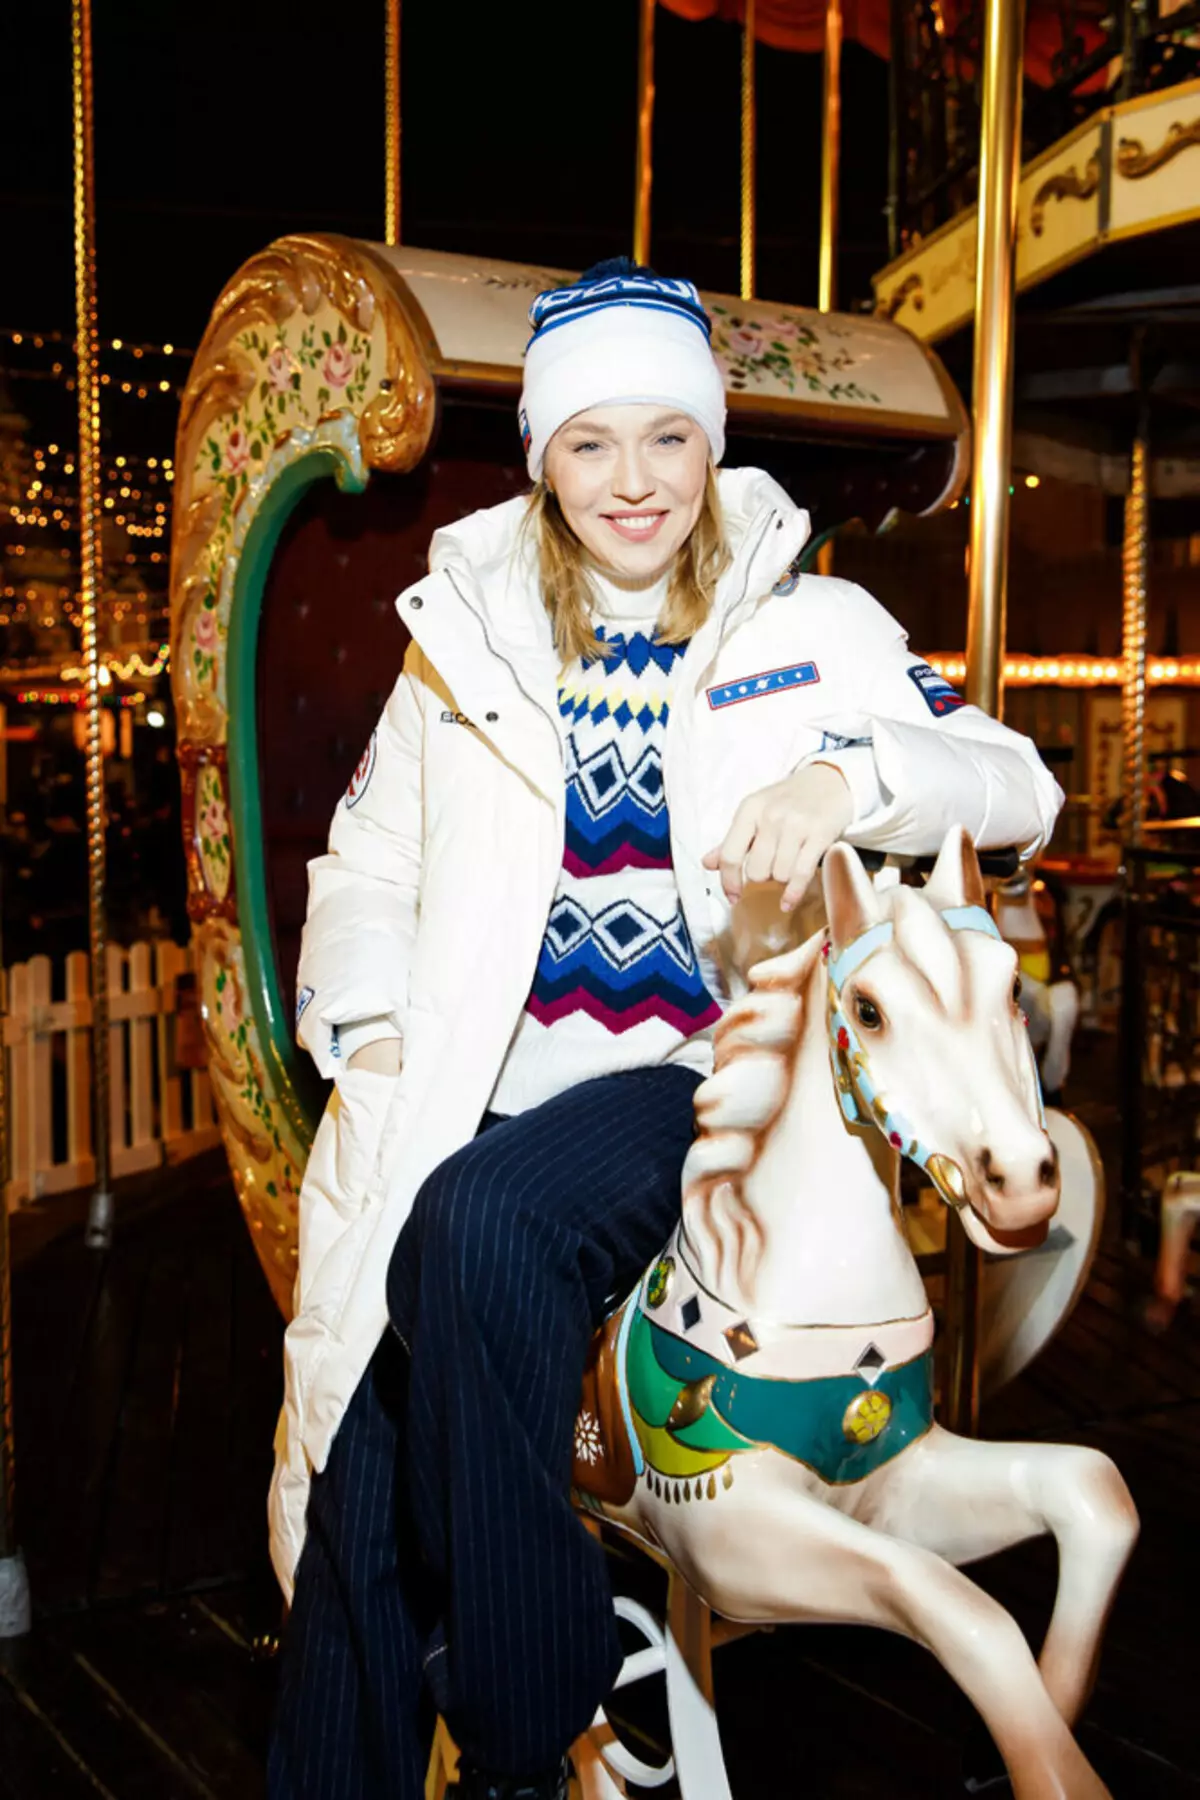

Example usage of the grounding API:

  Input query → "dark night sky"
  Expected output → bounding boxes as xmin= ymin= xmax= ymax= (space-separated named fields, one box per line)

xmin=1 ymin=1 xmax=892 ymax=350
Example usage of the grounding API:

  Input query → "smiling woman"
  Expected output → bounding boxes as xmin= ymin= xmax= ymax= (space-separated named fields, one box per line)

xmin=266 ymin=254 xmax=1064 ymax=1800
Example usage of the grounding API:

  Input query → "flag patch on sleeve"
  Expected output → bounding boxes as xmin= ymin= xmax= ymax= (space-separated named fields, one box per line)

xmin=706 ymin=662 xmax=820 ymax=710
xmin=907 ymin=662 xmax=965 ymax=718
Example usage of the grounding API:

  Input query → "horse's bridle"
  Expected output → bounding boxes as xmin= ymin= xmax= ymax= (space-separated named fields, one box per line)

xmin=825 ymin=904 xmax=1043 ymax=1209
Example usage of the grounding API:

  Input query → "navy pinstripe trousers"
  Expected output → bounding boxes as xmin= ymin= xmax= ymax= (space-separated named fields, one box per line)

xmin=268 ymin=1064 xmax=701 ymax=1799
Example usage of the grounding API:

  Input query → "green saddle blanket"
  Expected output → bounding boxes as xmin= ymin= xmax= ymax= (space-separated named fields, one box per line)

xmin=627 ymin=1304 xmax=934 ymax=1487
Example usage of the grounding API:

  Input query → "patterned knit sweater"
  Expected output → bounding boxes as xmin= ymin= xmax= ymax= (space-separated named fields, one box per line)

xmin=490 ymin=571 xmax=721 ymax=1117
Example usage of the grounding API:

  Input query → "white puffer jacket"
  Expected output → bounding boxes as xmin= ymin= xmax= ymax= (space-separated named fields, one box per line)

xmin=268 ymin=466 xmax=1062 ymax=1597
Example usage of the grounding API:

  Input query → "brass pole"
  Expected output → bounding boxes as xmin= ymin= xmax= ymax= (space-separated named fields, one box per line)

xmin=818 ymin=0 xmax=842 ymax=314
xmin=633 ymin=0 xmax=656 ymax=265
xmin=816 ymin=0 xmax=842 ymax=578
xmin=963 ymin=0 xmax=1026 ymax=722
xmin=385 ymin=0 xmax=402 ymax=247
xmin=740 ymin=0 xmax=757 ymax=301
xmin=948 ymin=0 xmax=1026 ymax=1438
xmin=72 ymin=0 xmax=113 ymax=1253
xmin=1122 ymin=417 xmax=1149 ymax=846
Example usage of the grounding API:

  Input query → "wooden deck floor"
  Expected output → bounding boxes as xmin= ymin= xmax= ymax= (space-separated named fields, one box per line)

xmin=2 ymin=1049 xmax=1199 ymax=1798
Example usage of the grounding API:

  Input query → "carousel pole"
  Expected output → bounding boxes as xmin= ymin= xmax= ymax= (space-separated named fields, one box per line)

xmin=633 ymin=0 xmax=656 ymax=265
xmin=72 ymin=0 xmax=114 ymax=1253
xmin=947 ymin=0 xmax=1027 ymax=1436
xmin=740 ymin=0 xmax=757 ymax=301
xmin=384 ymin=0 xmax=402 ymax=246
xmin=1119 ymin=365 xmax=1150 ymax=1245
xmin=816 ymin=0 xmax=842 ymax=576
xmin=0 ymin=896 xmax=31 ymax=1637
xmin=1122 ymin=382 xmax=1149 ymax=849
xmin=817 ymin=0 xmax=842 ymax=315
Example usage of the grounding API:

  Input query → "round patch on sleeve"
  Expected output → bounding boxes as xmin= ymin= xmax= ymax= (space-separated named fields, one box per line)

xmin=344 ymin=731 xmax=377 ymax=809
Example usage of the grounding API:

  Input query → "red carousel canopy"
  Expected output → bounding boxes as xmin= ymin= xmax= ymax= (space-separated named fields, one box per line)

xmin=658 ymin=1 xmax=1110 ymax=89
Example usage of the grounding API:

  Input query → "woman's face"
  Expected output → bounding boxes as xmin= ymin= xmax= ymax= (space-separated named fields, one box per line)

xmin=543 ymin=403 xmax=710 ymax=586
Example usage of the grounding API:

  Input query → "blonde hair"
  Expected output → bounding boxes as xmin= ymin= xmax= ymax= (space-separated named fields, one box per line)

xmin=524 ymin=465 xmax=731 ymax=665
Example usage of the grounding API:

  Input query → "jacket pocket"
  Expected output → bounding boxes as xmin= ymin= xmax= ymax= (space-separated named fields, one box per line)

xmin=330 ymin=1066 xmax=403 ymax=1220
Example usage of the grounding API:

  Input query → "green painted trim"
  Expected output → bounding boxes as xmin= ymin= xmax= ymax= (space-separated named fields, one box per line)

xmin=225 ymin=447 xmax=368 ymax=1153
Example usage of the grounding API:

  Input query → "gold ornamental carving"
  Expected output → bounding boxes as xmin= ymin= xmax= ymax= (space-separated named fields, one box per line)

xmin=1117 ymin=116 xmax=1200 ymax=180
xmin=877 ymin=273 xmax=925 ymax=322
xmin=170 ymin=233 xmax=437 ymax=746
xmin=1030 ymin=154 xmax=1101 ymax=236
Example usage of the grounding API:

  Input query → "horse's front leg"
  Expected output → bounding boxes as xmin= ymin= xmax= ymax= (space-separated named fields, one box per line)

xmin=860 ymin=1424 xmax=1138 ymax=1726
xmin=660 ymin=1474 xmax=1110 ymax=1800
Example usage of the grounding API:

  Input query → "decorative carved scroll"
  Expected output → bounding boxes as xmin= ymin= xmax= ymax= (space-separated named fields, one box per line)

xmin=1030 ymin=155 xmax=1102 ymax=237
xmin=877 ymin=273 xmax=926 ymax=322
xmin=1117 ymin=117 xmax=1200 ymax=180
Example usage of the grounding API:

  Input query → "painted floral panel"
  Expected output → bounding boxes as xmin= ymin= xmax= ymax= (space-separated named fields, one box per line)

xmin=187 ymin=304 xmax=378 ymax=708
xmin=709 ymin=303 xmax=883 ymax=407
xmin=196 ymin=761 xmax=231 ymax=902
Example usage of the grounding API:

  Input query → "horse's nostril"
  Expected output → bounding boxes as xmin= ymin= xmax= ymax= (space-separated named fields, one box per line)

xmin=979 ymin=1147 xmax=1006 ymax=1192
xmin=1039 ymin=1155 xmax=1058 ymax=1188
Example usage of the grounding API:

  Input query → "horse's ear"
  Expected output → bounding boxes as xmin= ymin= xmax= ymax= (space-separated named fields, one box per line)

xmin=924 ymin=824 xmax=986 ymax=909
xmin=823 ymin=842 xmax=881 ymax=954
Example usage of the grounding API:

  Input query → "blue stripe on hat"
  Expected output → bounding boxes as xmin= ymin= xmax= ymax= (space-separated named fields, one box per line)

xmin=528 ymin=259 xmax=712 ymax=344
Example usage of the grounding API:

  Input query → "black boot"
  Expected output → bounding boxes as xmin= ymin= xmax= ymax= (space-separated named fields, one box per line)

xmin=455 ymin=1759 xmax=569 ymax=1800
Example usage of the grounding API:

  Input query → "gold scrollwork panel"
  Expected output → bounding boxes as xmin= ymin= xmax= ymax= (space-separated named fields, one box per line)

xmin=1030 ymin=155 xmax=1102 ymax=237
xmin=1117 ymin=116 xmax=1200 ymax=180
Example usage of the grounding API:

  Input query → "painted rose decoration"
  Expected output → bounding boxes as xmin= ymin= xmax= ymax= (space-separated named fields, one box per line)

xmin=322 ymin=342 xmax=356 ymax=390
xmin=224 ymin=427 xmax=252 ymax=474
xmin=709 ymin=302 xmax=882 ymax=405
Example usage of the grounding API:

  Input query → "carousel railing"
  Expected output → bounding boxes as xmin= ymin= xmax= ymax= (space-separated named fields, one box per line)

xmin=888 ymin=0 xmax=1200 ymax=254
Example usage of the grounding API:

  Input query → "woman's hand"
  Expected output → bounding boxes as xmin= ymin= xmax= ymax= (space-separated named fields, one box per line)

xmin=347 ymin=1038 xmax=403 ymax=1076
xmin=702 ymin=762 xmax=853 ymax=913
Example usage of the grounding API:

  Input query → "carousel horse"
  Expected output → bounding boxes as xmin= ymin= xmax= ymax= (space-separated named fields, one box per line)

xmin=563 ymin=827 xmax=1136 ymax=1800
xmin=994 ymin=870 xmax=1079 ymax=1098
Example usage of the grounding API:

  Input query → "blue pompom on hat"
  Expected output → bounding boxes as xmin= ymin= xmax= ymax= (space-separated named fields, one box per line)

xmin=519 ymin=257 xmax=727 ymax=480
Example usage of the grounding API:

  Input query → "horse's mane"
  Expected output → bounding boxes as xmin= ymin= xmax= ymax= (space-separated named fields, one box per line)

xmin=681 ymin=931 xmax=824 ymax=1251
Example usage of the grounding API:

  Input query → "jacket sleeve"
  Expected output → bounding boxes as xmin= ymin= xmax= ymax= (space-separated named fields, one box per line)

xmin=801 ymin=580 xmax=1063 ymax=861
xmin=294 ymin=642 xmax=427 ymax=1080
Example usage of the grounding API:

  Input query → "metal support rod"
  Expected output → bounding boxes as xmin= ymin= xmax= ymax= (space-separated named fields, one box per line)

xmin=816 ymin=0 xmax=842 ymax=580
xmin=72 ymin=0 xmax=113 ymax=1253
xmin=964 ymin=0 xmax=1025 ymax=723
xmin=633 ymin=0 xmax=656 ymax=266
xmin=948 ymin=0 xmax=1026 ymax=1439
xmin=1122 ymin=416 xmax=1150 ymax=847
xmin=818 ymin=0 xmax=842 ymax=315
xmin=740 ymin=0 xmax=757 ymax=301
xmin=385 ymin=0 xmax=402 ymax=246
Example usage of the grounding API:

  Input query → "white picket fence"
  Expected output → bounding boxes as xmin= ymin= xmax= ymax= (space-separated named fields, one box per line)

xmin=2 ymin=940 xmax=220 ymax=1209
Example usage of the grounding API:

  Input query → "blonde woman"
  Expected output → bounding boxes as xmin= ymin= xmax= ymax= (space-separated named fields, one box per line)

xmin=267 ymin=261 xmax=1062 ymax=1800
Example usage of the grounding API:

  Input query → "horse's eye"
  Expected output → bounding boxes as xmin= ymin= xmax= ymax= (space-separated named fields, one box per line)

xmin=855 ymin=993 xmax=883 ymax=1031
xmin=1012 ymin=975 xmax=1023 ymax=1007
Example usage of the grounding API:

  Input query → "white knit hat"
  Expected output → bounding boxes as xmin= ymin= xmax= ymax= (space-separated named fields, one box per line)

xmin=519 ymin=260 xmax=727 ymax=481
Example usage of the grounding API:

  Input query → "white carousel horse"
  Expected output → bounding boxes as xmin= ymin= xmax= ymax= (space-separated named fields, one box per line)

xmin=567 ymin=827 xmax=1137 ymax=1800
xmin=994 ymin=871 xmax=1079 ymax=1096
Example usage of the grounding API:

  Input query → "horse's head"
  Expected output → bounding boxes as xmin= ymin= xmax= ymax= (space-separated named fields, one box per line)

xmin=823 ymin=826 xmax=1059 ymax=1255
